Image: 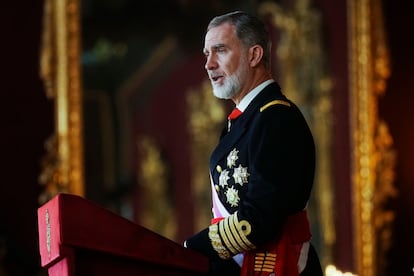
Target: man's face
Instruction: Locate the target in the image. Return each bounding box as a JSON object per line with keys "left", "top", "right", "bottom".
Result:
{"left": 203, "top": 23, "right": 248, "bottom": 100}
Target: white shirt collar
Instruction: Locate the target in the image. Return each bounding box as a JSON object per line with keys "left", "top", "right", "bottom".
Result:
{"left": 236, "top": 79, "right": 275, "bottom": 112}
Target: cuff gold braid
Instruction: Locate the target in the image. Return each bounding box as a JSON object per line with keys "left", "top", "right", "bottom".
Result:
{"left": 208, "top": 212, "right": 255, "bottom": 259}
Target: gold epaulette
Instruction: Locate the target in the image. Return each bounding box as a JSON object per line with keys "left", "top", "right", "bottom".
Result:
{"left": 260, "top": 100, "right": 291, "bottom": 112}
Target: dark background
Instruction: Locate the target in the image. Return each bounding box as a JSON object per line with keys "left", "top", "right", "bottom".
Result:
{"left": 1, "top": 0, "right": 413, "bottom": 275}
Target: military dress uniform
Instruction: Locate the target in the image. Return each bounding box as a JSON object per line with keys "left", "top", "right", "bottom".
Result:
{"left": 185, "top": 81, "right": 323, "bottom": 275}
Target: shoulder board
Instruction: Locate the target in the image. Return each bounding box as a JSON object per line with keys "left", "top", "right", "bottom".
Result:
{"left": 260, "top": 100, "right": 291, "bottom": 112}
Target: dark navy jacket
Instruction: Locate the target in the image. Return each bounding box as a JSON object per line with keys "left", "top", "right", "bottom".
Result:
{"left": 186, "top": 82, "right": 316, "bottom": 270}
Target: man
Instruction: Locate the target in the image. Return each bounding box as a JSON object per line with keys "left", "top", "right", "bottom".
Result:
{"left": 184, "top": 11, "right": 323, "bottom": 275}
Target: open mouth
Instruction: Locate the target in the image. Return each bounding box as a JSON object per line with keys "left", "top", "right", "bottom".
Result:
{"left": 211, "top": 75, "right": 224, "bottom": 83}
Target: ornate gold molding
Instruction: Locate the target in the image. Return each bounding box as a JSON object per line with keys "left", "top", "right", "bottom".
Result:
{"left": 348, "top": 0, "right": 394, "bottom": 275}
{"left": 137, "top": 136, "right": 176, "bottom": 240}
{"left": 39, "top": 0, "right": 84, "bottom": 202}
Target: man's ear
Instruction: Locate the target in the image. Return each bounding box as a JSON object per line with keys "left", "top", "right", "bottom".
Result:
{"left": 249, "top": 45, "right": 264, "bottom": 67}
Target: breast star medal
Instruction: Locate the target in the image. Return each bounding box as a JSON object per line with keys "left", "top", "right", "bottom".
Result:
{"left": 219, "top": 169, "right": 230, "bottom": 188}
{"left": 227, "top": 148, "right": 239, "bottom": 168}
{"left": 233, "top": 164, "right": 250, "bottom": 186}
{"left": 225, "top": 186, "right": 240, "bottom": 207}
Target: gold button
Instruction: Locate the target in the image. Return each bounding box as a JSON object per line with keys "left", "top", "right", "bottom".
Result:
{"left": 216, "top": 165, "right": 222, "bottom": 172}
{"left": 215, "top": 185, "right": 220, "bottom": 192}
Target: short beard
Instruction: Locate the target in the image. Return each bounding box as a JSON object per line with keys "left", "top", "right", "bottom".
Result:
{"left": 211, "top": 57, "right": 248, "bottom": 100}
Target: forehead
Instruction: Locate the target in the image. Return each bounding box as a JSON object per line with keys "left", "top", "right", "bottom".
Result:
{"left": 204, "top": 22, "right": 239, "bottom": 49}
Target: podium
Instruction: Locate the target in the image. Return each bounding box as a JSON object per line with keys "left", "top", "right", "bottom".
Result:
{"left": 37, "top": 193, "right": 209, "bottom": 275}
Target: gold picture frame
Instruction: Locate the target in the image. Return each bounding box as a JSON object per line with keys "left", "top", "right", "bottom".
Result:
{"left": 348, "top": 0, "right": 395, "bottom": 275}
{"left": 38, "top": 0, "right": 395, "bottom": 275}
{"left": 39, "top": 0, "right": 84, "bottom": 200}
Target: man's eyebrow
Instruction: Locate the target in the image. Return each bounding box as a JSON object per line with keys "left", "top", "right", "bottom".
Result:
{"left": 203, "top": 43, "right": 226, "bottom": 55}
{"left": 203, "top": 43, "right": 229, "bottom": 56}
{"left": 211, "top": 43, "right": 226, "bottom": 50}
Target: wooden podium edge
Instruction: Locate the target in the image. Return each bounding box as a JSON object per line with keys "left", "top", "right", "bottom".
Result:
{"left": 37, "top": 193, "right": 209, "bottom": 273}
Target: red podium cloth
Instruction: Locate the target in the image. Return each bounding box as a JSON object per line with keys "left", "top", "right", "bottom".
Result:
{"left": 38, "top": 193, "right": 208, "bottom": 276}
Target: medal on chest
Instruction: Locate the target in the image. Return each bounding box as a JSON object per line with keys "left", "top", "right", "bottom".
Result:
{"left": 214, "top": 148, "right": 250, "bottom": 209}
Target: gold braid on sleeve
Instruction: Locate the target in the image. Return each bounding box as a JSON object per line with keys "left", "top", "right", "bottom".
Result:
{"left": 209, "top": 212, "right": 256, "bottom": 258}
{"left": 208, "top": 223, "right": 231, "bottom": 259}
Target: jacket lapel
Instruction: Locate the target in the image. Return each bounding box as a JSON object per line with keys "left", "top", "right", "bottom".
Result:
{"left": 210, "top": 122, "right": 246, "bottom": 167}
{"left": 210, "top": 82, "right": 283, "bottom": 168}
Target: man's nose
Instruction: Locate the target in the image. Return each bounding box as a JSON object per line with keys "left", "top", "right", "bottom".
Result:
{"left": 205, "top": 55, "right": 217, "bottom": 71}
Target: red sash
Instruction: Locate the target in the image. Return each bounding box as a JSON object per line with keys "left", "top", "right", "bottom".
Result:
{"left": 241, "top": 210, "right": 311, "bottom": 276}
{"left": 212, "top": 211, "right": 311, "bottom": 276}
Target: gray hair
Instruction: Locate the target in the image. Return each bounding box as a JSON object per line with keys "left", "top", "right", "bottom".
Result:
{"left": 207, "top": 11, "right": 272, "bottom": 69}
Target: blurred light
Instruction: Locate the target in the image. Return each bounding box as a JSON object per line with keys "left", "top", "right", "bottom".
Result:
{"left": 325, "top": 265, "right": 357, "bottom": 276}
